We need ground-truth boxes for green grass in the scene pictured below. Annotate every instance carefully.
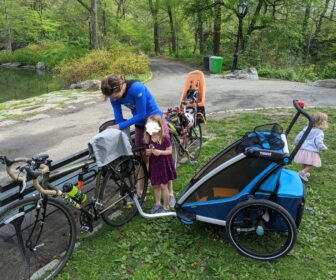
[57,108,336,280]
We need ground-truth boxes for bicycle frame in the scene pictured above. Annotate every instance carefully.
[165,101,201,160]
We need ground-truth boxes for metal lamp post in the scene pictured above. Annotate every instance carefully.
[231,0,248,72]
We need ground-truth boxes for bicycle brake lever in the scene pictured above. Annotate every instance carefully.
[20,170,27,194]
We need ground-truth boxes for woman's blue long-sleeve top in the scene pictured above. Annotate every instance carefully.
[110,81,162,130]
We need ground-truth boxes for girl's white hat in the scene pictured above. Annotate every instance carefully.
[145,122,161,135]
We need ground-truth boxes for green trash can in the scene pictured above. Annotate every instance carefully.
[210,56,224,74]
[209,56,215,73]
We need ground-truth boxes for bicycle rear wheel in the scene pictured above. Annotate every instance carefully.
[0,196,76,280]
[98,156,148,227]
[170,133,180,168]
[186,123,202,161]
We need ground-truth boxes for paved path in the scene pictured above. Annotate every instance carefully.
[0,57,335,182]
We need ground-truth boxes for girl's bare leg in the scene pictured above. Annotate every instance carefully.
[168,180,176,208]
[168,180,173,195]
[161,183,170,210]
[153,185,162,206]
[302,164,313,175]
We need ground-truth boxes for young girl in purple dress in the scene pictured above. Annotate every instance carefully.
[144,115,177,213]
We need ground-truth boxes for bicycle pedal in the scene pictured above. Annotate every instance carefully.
[81,226,92,233]
[95,201,104,210]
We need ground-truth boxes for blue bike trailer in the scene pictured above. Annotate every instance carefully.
[176,143,303,226]
[175,101,312,228]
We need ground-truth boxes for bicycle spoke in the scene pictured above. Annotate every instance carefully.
[186,124,202,161]
[98,156,148,227]
[0,197,76,279]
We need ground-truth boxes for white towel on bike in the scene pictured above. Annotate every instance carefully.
[88,129,133,167]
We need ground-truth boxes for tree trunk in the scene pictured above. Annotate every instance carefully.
[247,0,264,37]
[330,1,335,20]
[301,1,312,61]
[167,2,177,53]
[102,0,107,36]
[197,11,204,54]
[310,0,331,61]
[116,0,126,19]
[76,0,99,49]
[193,13,198,54]
[38,4,45,39]
[148,0,160,55]
[213,1,221,55]
[91,0,99,49]
[4,0,12,51]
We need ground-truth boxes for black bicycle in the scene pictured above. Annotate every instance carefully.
[0,151,147,279]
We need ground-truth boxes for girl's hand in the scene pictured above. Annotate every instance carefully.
[145,149,152,156]
[152,149,161,156]
[106,124,120,129]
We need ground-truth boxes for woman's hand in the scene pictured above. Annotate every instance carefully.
[107,124,120,129]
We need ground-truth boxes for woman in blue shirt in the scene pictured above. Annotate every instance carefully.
[101,75,164,146]
[100,75,176,208]
[101,75,176,207]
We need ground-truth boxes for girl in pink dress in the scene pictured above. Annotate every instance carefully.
[294,112,328,182]
[144,115,177,213]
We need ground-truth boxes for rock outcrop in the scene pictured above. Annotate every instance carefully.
[69,80,101,90]
[224,67,259,80]
[311,79,336,88]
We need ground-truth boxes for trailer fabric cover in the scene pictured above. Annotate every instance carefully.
[88,129,133,167]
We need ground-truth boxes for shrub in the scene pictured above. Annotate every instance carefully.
[112,54,150,75]
[321,62,336,79]
[54,49,150,84]
[0,41,87,69]
[258,67,300,81]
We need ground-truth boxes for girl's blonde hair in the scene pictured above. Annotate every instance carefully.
[143,115,164,144]
[313,112,328,130]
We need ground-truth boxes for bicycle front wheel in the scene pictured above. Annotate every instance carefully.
[0,196,76,280]
[186,123,202,161]
[98,156,148,227]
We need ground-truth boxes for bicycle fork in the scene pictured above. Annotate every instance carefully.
[5,198,46,268]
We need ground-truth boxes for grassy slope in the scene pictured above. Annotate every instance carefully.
[58,108,336,280]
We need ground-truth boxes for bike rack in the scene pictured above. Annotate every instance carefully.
[0,148,98,209]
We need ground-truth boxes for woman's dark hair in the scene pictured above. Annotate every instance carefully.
[101,75,125,96]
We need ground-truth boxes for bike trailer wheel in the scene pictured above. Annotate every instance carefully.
[226,199,297,261]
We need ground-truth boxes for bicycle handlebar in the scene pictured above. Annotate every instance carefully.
[19,164,49,180]
[1,156,61,196]
[1,157,30,182]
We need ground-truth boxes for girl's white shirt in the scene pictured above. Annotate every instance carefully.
[295,127,327,152]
